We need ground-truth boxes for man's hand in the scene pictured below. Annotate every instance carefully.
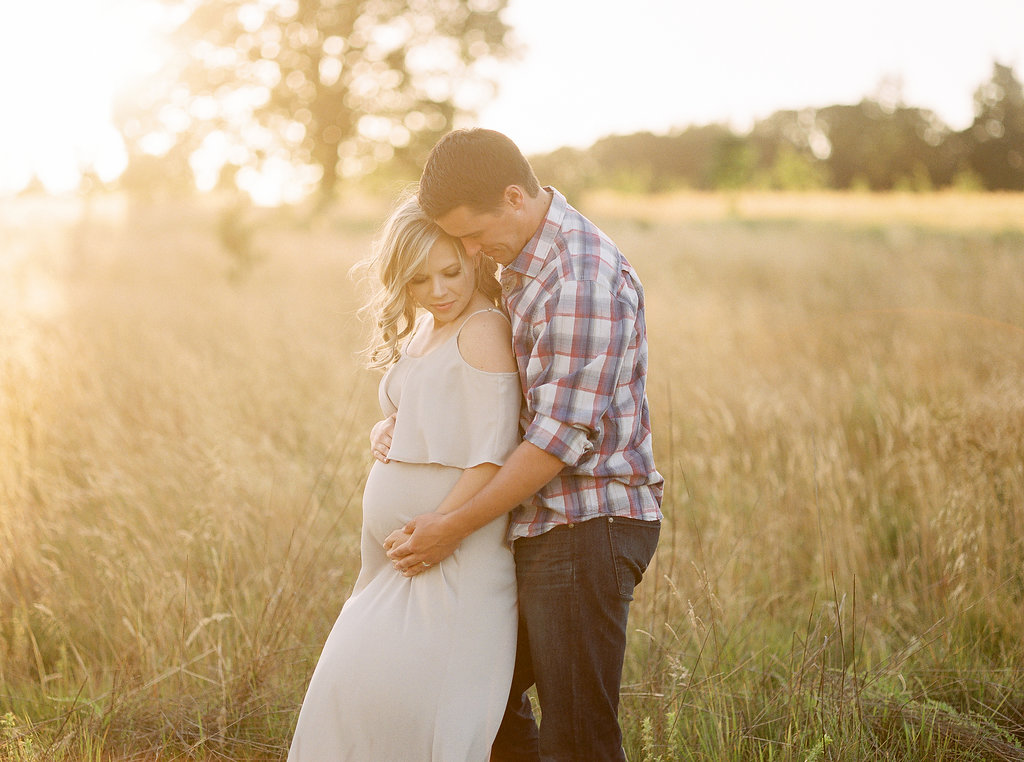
[385,512,463,577]
[369,414,396,463]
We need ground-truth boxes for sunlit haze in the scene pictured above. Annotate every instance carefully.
[1,0,1023,195]
[0,0,170,193]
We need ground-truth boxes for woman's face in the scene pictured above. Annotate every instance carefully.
[407,238,477,326]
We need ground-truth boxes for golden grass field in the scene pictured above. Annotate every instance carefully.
[2,190,1023,760]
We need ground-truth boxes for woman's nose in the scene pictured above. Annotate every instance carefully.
[430,277,446,296]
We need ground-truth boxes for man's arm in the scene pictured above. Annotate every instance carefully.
[380,459,498,568]
[386,440,564,574]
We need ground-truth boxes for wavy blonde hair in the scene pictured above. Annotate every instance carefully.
[354,191,502,371]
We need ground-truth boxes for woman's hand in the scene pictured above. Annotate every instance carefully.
[369,414,396,463]
[382,526,412,555]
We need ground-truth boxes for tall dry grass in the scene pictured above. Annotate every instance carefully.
[1,191,1023,760]
[1,197,381,759]
[604,200,1024,760]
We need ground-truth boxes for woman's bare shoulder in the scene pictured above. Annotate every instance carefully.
[457,310,516,373]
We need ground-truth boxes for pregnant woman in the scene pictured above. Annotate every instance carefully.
[287,193,521,761]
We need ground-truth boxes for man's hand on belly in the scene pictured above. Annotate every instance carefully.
[386,512,461,577]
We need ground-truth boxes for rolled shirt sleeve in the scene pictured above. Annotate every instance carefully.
[522,278,634,467]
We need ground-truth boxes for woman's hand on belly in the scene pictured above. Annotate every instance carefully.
[382,526,412,555]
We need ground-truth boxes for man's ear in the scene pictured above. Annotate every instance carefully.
[504,185,526,209]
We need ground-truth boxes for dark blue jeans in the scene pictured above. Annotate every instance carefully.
[490,516,661,762]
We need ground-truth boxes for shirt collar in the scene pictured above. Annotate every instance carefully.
[505,187,566,280]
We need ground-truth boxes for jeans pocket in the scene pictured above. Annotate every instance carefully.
[607,518,660,600]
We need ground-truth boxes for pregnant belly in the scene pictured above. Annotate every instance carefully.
[361,460,462,545]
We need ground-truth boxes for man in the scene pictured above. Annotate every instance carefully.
[382,128,663,761]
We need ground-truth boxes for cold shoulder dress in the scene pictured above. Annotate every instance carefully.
[288,310,522,761]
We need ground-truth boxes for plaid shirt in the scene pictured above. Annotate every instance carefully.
[502,188,664,539]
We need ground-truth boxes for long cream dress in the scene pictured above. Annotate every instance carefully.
[288,310,521,762]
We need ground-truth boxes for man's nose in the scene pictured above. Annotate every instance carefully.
[461,240,482,257]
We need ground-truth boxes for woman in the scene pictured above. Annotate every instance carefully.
[288,194,521,761]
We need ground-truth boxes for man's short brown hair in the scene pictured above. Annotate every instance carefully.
[418,128,541,220]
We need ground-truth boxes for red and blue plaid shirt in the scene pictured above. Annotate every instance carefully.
[502,188,664,539]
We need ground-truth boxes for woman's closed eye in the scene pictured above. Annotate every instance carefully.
[410,267,461,285]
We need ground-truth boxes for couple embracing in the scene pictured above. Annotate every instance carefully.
[288,128,664,762]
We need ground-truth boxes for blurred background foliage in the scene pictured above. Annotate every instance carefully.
[112,0,514,203]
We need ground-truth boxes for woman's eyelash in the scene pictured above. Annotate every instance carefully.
[411,268,460,283]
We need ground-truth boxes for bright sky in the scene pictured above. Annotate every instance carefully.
[478,0,1024,155]
[1,0,1022,195]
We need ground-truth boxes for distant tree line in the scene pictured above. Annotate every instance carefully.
[531,62,1024,196]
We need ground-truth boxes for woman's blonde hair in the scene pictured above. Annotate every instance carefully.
[354,190,502,371]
